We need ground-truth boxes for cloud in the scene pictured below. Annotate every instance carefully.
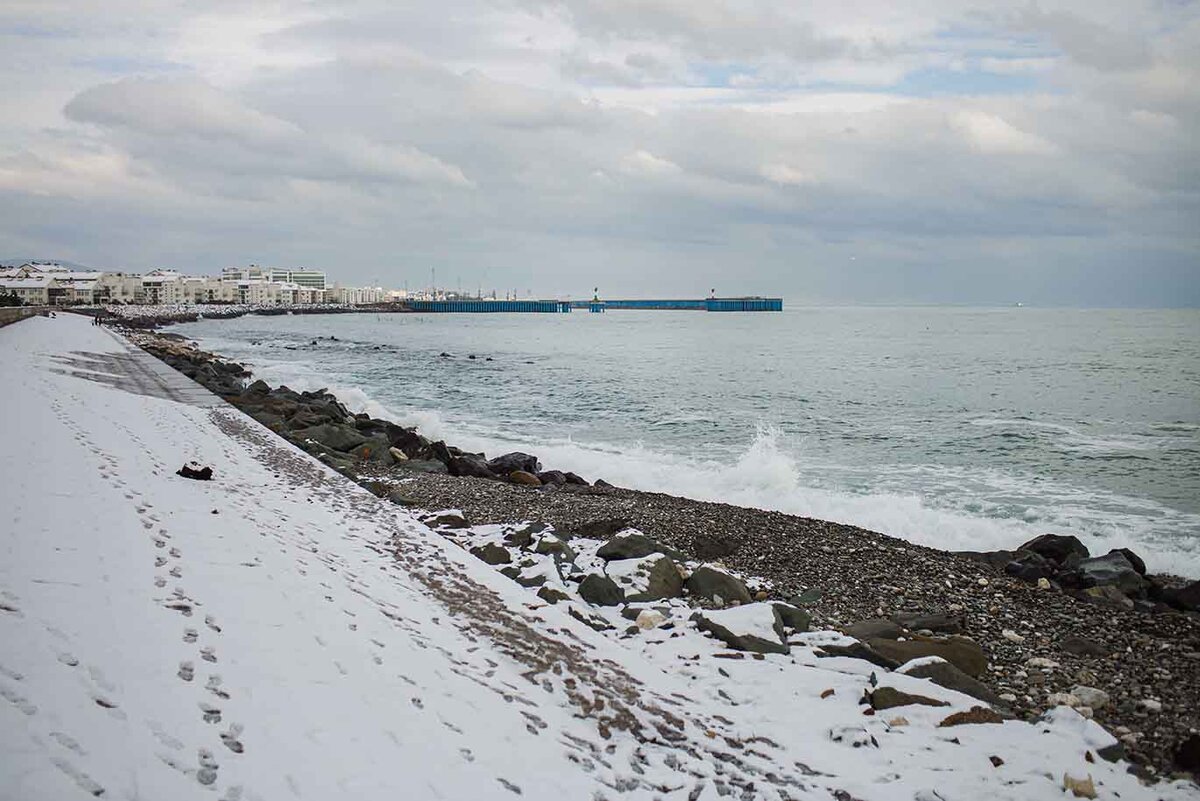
[0,0,1195,305]
[951,110,1057,155]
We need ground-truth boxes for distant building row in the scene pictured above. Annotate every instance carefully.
[0,263,386,306]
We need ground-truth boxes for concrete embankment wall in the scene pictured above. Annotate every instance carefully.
[0,307,48,328]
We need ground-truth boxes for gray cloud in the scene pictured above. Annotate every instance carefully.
[0,0,1196,305]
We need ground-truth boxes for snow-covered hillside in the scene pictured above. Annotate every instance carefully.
[1,314,1195,800]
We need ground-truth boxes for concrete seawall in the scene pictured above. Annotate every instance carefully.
[0,306,47,328]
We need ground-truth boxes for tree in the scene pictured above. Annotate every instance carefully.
[0,292,22,307]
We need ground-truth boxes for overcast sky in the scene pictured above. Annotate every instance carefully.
[1,1,1197,305]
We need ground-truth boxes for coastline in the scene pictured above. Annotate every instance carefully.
[116,317,1200,779]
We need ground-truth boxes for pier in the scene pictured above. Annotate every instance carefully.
[405,299,572,313]
[570,297,783,312]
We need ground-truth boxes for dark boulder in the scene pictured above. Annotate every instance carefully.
[469,543,512,565]
[537,470,567,486]
[890,611,962,634]
[504,522,548,548]
[901,659,1004,706]
[870,687,948,710]
[771,602,810,633]
[817,642,900,671]
[868,636,988,678]
[176,462,213,481]
[1108,547,1146,576]
[1175,733,1200,774]
[1004,551,1056,582]
[291,423,367,453]
[449,453,497,480]
[1018,534,1090,565]
[684,565,752,606]
[846,619,904,641]
[1058,552,1147,596]
[563,472,589,486]
[690,606,789,655]
[578,574,624,607]
[597,532,682,561]
[487,452,541,475]
[620,556,684,602]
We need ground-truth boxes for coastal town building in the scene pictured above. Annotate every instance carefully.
[0,260,386,307]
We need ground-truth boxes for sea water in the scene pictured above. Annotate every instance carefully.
[173,307,1200,577]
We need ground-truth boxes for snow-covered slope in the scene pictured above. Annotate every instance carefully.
[1,314,1195,801]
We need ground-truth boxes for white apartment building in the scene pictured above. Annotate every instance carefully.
[327,285,385,305]
[0,277,55,305]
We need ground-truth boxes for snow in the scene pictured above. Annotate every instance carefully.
[693,603,784,645]
[2,314,1197,801]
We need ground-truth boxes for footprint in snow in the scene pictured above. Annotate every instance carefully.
[200,646,217,664]
[178,661,195,682]
[183,629,198,644]
[199,702,222,724]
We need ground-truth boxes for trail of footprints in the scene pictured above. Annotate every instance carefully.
[47,388,249,794]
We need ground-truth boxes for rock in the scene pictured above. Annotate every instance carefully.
[607,555,683,602]
[1108,547,1146,575]
[536,586,570,604]
[563,472,589,486]
[1060,552,1147,596]
[890,612,962,634]
[425,512,469,529]
[1037,577,1052,589]
[868,636,988,678]
[899,658,1004,706]
[870,687,949,710]
[393,459,449,475]
[1174,733,1200,774]
[1096,742,1125,763]
[1001,629,1025,644]
[532,534,575,560]
[1018,534,1090,565]
[938,706,1004,727]
[469,543,512,565]
[846,619,904,641]
[176,462,213,481]
[1005,551,1056,582]
[684,565,753,606]
[292,423,367,453]
[818,642,900,671]
[571,518,627,539]
[1071,686,1110,710]
[578,574,625,607]
[635,609,667,630]
[504,522,547,548]
[771,602,810,633]
[1173,579,1200,610]
[388,447,408,462]
[536,470,566,486]
[597,532,682,561]
[1078,585,1134,610]
[1062,774,1097,799]
[487,452,540,475]
[691,605,789,655]
[350,437,393,464]
[567,605,613,632]
[449,453,497,480]
[507,470,542,486]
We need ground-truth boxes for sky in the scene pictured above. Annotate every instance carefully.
[0,1,1197,305]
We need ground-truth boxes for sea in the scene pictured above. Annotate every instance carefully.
[172,306,1200,577]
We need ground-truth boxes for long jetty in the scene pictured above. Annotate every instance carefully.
[403,297,782,313]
